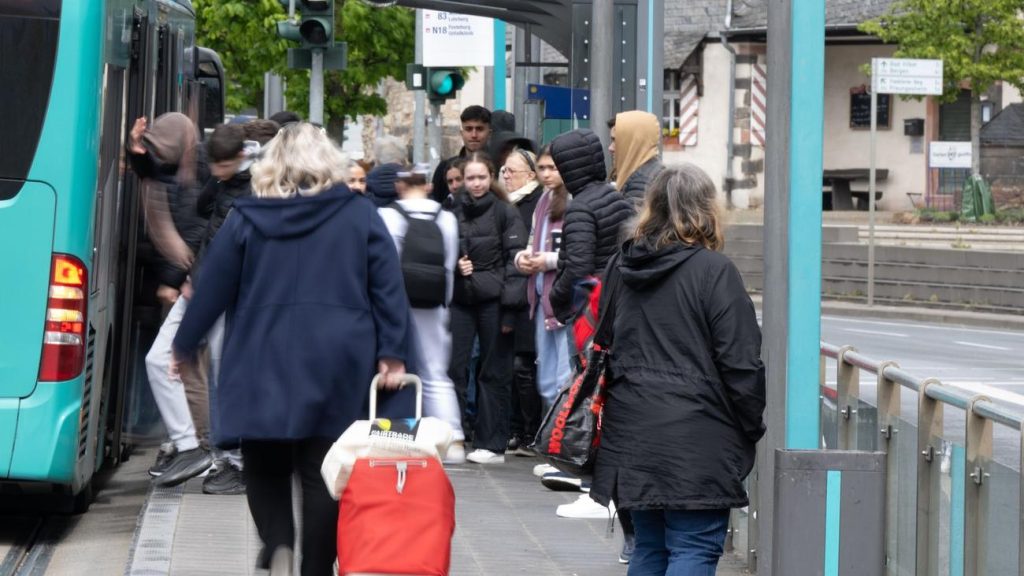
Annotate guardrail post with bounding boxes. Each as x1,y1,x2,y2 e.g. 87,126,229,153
916,378,943,575
1020,424,1024,576
837,345,858,450
964,396,993,576
876,361,900,571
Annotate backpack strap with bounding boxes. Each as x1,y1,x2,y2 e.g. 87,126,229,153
387,201,411,221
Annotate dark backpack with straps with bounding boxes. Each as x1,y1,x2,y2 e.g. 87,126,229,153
389,202,447,308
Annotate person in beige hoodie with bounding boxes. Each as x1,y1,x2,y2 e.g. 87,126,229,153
609,110,664,208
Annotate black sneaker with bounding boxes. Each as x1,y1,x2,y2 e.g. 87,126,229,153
148,444,177,477
154,448,212,487
619,530,636,564
202,463,246,495
505,435,522,454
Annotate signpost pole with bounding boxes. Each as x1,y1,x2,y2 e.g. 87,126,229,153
310,49,324,125
413,10,426,164
868,60,878,307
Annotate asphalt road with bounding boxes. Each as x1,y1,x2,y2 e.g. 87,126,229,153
819,314,1024,468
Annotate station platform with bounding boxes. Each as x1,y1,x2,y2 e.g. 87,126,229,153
123,448,751,575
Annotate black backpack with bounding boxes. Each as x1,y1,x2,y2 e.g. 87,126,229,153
389,202,447,308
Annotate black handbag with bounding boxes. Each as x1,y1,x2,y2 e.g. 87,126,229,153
532,255,621,479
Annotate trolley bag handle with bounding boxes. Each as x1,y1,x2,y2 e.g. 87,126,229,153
368,374,423,421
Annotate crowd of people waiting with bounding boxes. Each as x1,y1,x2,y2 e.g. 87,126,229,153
129,104,765,576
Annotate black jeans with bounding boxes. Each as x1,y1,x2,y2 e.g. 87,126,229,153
510,352,541,442
448,300,514,453
242,438,337,576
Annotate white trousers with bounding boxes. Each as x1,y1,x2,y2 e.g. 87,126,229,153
411,306,465,441
145,297,199,452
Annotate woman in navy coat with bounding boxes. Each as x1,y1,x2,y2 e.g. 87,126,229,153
172,123,412,576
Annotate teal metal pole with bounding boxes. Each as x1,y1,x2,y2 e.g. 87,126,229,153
493,20,507,111
785,0,824,450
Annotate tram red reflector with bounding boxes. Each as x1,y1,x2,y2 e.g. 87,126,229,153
39,254,88,381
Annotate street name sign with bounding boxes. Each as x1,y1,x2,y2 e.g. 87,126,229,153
929,141,972,169
422,10,494,67
872,58,943,96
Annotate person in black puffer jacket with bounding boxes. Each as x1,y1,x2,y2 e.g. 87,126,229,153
548,129,633,324
449,152,527,464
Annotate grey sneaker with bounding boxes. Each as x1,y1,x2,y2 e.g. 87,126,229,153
154,448,212,487
148,444,177,477
202,463,245,495
619,530,636,564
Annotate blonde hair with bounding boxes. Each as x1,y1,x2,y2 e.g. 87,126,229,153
633,163,724,251
250,123,350,198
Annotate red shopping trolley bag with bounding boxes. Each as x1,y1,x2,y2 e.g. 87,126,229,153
336,376,456,576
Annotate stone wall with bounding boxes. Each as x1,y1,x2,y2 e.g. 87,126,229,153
361,78,466,163
982,146,1024,209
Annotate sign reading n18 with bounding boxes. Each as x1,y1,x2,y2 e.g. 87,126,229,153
872,58,943,96
422,10,494,67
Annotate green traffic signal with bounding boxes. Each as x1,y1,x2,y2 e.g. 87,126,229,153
426,68,465,102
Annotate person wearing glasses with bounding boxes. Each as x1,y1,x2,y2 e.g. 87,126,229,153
500,147,545,456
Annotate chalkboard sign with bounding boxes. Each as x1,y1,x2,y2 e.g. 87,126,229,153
850,92,891,129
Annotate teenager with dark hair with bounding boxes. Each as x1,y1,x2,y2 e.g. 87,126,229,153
430,105,492,203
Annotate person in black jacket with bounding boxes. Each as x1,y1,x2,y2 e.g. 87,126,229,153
189,122,261,495
449,151,527,464
548,129,633,325
430,105,491,203
591,164,766,575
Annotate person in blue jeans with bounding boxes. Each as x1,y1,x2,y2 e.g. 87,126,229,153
589,165,766,575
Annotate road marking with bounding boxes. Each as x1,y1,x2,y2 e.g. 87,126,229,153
953,341,1010,352
824,316,1024,339
842,328,909,338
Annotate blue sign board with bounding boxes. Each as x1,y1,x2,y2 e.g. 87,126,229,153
527,84,591,120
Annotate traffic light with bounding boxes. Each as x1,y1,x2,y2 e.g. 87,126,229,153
425,68,465,103
277,0,334,49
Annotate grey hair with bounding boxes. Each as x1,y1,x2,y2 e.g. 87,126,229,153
373,135,408,165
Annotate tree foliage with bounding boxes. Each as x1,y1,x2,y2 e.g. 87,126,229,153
861,0,1024,173
193,0,290,114
860,0,1024,104
194,0,415,133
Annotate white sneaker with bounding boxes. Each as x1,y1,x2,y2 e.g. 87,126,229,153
466,449,506,464
443,441,466,465
556,494,615,519
533,463,558,477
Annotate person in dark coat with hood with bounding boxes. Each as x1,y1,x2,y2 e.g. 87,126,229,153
591,164,766,575
172,123,414,576
548,129,633,325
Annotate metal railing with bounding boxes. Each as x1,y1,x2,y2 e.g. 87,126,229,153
820,341,1024,576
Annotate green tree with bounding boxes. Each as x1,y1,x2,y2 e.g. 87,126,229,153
193,0,290,115
861,0,1024,174
194,0,414,139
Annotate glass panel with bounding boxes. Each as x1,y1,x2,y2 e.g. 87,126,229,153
980,423,1020,574
889,414,919,576
856,399,879,452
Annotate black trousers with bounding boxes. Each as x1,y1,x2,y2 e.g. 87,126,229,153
510,352,542,441
448,300,514,453
242,438,337,576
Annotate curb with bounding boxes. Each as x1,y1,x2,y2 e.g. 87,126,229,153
750,295,1024,331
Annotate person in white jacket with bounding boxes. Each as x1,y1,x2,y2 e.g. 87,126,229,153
378,163,466,464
